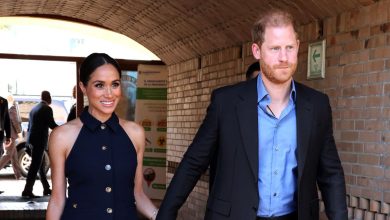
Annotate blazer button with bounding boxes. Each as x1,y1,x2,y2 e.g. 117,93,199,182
105,187,112,193
101,124,106,130
107,208,113,213
105,164,111,171
102,145,107,150
73,203,77,208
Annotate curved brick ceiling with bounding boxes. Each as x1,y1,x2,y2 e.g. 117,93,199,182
0,0,376,65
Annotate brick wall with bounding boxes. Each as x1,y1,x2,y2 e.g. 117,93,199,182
166,47,246,218
165,1,390,219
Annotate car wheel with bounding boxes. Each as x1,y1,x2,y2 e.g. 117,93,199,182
17,148,31,177
17,147,50,178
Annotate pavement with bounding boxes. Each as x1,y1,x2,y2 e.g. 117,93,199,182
0,166,49,220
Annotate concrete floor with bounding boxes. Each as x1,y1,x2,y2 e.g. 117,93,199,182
0,166,49,220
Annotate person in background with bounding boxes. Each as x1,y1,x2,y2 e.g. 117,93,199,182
0,94,23,180
246,61,261,80
21,90,58,198
47,53,158,220
157,9,347,220
0,95,11,194
67,85,77,122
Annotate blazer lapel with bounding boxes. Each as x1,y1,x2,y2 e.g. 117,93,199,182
295,82,313,183
237,79,259,181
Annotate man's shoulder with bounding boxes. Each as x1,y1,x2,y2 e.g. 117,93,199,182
294,81,329,105
31,102,48,113
41,103,54,113
209,81,256,105
37,101,51,108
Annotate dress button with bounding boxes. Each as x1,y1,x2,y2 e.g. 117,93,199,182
101,124,106,130
106,187,112,193
73,203,77,208
102,145,107,150
107,208,113,213
105,164,111,171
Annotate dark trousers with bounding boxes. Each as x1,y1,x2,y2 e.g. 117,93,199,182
23,144,50,193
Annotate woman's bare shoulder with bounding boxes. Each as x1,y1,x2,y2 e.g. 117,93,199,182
51,118,83,143
119,118,144,134
118,118,145,149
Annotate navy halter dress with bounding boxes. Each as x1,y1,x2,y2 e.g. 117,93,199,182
61,110,138,220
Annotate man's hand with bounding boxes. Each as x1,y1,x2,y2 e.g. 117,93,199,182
4,138,12,147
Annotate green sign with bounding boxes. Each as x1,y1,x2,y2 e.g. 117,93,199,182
307,39,326,79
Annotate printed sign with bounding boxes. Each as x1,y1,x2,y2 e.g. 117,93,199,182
135,64,167,199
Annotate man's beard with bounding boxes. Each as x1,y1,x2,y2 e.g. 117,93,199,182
260,59,297,84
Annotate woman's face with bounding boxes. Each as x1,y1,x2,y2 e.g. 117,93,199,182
80,63,121,121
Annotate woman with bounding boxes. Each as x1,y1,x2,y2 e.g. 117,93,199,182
46,53,158,220
0,94,23,180
66,85,77,122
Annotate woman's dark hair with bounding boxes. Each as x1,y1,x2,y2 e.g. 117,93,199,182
79,53,122,86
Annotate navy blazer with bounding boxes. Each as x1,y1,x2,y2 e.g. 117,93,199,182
157,78,347,220
27,101,58,149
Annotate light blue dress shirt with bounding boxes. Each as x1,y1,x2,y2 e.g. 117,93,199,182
257,74,297,217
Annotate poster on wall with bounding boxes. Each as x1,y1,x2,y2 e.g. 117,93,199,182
135,64,167,199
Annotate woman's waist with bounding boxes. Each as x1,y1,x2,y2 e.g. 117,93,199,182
65,194,136,209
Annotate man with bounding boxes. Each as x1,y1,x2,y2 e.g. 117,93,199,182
157,9,347,220
66,85,76,122
0,95,12,194
22,91,58,198
0,94,23,179
246,61,261,80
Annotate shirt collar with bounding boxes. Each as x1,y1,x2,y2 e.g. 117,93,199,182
256,73,296,104
80,107,120,132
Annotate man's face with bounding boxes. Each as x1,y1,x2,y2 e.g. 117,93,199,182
252,24,299,85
